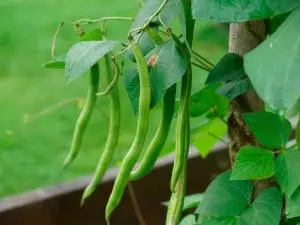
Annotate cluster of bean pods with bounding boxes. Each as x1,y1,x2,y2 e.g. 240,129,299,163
63,27,191,225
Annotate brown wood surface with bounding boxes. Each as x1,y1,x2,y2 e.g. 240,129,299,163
0,148,230,225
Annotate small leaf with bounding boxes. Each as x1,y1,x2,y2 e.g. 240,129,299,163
244,8,300,109
65,41,119,82
231,146,275,180
43,55,65,69
191,118,227,158
190,84,229,118
217,79,252,100
192,0,300,22
206,53,245,84
196,171,253,218
286,187,300,219
80,28,103,41
179,215,196,225
241,187,282,225
275,150,300,197
182,193,204,211
124,40,186,114
162,193,204,211
244,112,292,149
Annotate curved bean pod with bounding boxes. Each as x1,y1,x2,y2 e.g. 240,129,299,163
166,118,189,225
81,55,121,203
170,39,192,192
130,84,176,181
63,63,99,167
105,42,151,222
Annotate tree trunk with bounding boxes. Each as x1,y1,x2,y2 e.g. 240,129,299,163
227,21,272,196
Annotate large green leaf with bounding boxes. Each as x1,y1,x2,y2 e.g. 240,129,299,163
200,217,247,225
241,187,282,225
65,41,119,82
190,84,229,118
231,146,275,180
199,188,282,225
206,53,245,84
244,8,300,109
286,187,300,219
275,150,300,197
124,40,186,114
191,118,227,158
131,0,186,36
244,112,292,149
192,0,300,22
196,171,253,218
159,0,186,38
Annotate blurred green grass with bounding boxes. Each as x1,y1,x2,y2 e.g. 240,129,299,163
0,0,227,198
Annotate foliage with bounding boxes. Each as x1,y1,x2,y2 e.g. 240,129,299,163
43,0,300,224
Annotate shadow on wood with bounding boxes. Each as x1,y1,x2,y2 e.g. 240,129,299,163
0,148,229,225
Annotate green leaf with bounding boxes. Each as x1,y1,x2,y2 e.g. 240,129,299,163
268,12,290,34
286,187,300,219
130,0,161,31
190,84,229,118
192,0,300,22
297,119,300,149
65,41,119,82
196,171,253,218
131,0,186,37
244,112,292,149
231,146,275,180
206,53,245,84
285,218,300,225
191,118,227,158
217,79,252,100
159,0,186,39
162,193,204,211
244,8,300,109
200,217,247,225
275,150,300,197
124,40,186,114
179,215,196,225
241,187,282,225
80,28,103,41
43,55,65,69
182,193,204,211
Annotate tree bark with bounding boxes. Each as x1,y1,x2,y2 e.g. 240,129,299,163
228,21,271,196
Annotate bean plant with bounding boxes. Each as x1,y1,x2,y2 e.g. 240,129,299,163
45,0,300,224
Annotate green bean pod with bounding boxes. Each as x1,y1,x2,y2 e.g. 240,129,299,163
105,42,151,222
166,118,189,225
170,43,192,192
63,63,99,167
81,55,121,203
130,84,176,181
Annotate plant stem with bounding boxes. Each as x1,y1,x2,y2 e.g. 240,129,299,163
128,182,147,225
74,17,134,26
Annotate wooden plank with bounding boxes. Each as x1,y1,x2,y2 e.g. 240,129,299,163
0,147,230,225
